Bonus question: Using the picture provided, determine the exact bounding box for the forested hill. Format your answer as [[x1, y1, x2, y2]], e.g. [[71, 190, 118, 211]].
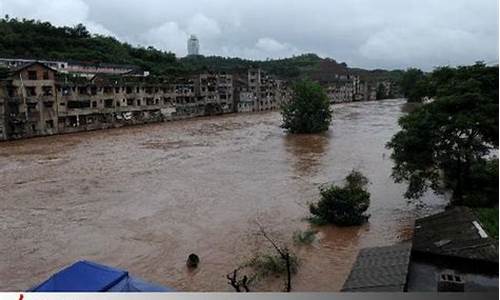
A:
[[0, 17, 402, 81]]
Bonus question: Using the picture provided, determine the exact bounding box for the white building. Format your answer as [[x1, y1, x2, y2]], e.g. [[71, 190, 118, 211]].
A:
[[187, 35, 200, 56]]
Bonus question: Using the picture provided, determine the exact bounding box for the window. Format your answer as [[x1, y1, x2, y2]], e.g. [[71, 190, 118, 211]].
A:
[[7, 88, 16, 97], [45, 120, 54, 129], [78, 87, 88, 95], [26, 87, 37, 96], [92, 101, 97, 108], [104, 99, 114, 108], [62, 87, 71, 96], [42, 86, 53, 96], [28, 71, 37, 80], [68, 100, 91, 109], [43, 71, 49, 80]]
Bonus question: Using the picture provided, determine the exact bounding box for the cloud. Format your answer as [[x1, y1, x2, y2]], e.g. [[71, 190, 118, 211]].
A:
[[359, 26, 497, 69], [0, 0, 116, 37], [256, 38, 288, 52], [143, 22, 189, 56], [0, 0, 497, 69], [219, 38, 301, 60], [186, 13, 221, 39]]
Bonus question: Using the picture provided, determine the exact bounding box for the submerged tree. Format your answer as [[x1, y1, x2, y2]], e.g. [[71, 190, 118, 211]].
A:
[[309, 170, 371, 226], [387, 63, 499, 206], [226, 225, 299, 293], [281, 80, 332, 133]]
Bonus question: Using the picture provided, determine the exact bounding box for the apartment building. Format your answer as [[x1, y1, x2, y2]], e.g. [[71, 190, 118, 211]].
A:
[[194, 72, 234, 115], [0, 62, 59, 139], [0, 62, 289, 141], [234, 68, 289, 113], [0, 58, 148, 78], [324, 75, 361, 103]]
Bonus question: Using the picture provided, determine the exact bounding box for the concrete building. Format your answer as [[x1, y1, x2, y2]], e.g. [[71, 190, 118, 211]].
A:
[[0, 83, 7, 140], [0, 62, 59, 139], [187, 35, 200, 56], [0, 62, 290, 141], [0, 58, 148, 78], [194, 72, 234, 114], [321, 75, 362, 103], [234, 68, 290, 113]]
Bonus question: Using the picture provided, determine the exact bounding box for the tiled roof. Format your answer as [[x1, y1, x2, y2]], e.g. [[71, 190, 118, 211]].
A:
[[342, 243, 412, 292]]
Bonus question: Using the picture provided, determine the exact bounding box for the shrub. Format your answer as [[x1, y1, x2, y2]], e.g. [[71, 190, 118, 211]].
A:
[[293, 229, 317, 245], [248, 253, 298, 278], [281, 79, 332, 133], [309, 170, 371, 226]]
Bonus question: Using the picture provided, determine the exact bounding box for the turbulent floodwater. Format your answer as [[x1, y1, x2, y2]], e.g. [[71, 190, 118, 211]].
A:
[[0, 99, 446, 291]]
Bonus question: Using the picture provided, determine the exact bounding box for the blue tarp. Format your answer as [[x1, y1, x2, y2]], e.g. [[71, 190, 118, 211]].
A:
[[28, 260, 174, 292]]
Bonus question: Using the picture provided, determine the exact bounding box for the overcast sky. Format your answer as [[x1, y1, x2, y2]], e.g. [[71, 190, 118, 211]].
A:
[[0, 0, 498, 70]]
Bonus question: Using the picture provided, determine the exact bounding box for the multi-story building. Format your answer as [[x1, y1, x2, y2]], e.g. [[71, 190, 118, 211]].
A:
[[324, 75, 360, 103], [187, 35, 200, 56], [234, 68, 289, 113], [0, 58, 148, 78], [0, 62, 59, 139], [0, 83, 7, 140], [194, 72, 233, 115], [0, 62, 289, 141]]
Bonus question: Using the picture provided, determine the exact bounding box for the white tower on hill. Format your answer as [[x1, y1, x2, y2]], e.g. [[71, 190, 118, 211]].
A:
[[187, 35, 200, 56]]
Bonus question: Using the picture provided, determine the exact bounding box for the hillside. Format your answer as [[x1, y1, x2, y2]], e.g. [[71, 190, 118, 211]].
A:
[[0, 17, 402, 82]]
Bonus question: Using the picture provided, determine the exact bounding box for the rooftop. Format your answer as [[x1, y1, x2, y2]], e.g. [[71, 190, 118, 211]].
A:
[[341, 243, 412, 292], [413, 207, 498, 263], [342, 207, 499, 292]]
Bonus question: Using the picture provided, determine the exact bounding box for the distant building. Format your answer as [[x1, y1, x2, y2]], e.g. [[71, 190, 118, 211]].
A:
[[233, 68, 290, 113], [0, 61, 290, 141], [0, 58, 149, 78], [187, 35, 200, 56]]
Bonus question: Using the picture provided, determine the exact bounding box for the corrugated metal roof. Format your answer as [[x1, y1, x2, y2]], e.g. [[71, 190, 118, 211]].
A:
[[341, 243, 412, 292]]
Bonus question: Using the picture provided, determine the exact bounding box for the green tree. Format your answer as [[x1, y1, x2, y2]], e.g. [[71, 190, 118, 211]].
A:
[[309, 170, 371, 226], [376, 83, 386, 100], [399, 68, 426, 102], [281, 80, 332, 133], [387, 63, 499, 206]]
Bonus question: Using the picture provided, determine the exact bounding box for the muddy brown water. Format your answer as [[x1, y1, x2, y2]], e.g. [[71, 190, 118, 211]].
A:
[[0, 99, 446, 291]]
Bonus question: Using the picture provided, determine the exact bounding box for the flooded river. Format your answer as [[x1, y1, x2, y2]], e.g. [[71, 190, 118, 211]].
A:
[[0, 99, 446, 291]]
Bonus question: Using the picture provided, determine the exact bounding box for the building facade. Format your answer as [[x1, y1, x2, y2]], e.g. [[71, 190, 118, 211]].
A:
[[187, 35, 200, 56], [0, 63, 289, 141], [0, 58, 148, 78], [234, 68, 289, 113], [324, 75, 360, 103]]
